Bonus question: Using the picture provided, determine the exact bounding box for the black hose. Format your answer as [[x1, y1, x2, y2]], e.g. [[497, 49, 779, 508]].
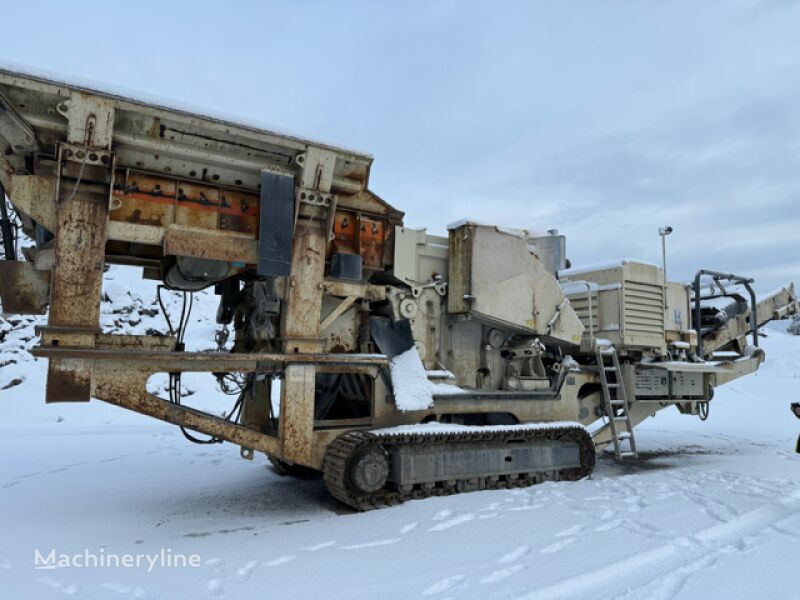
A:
[[0, 184, 17, 261], [158, 289, 253, 445], [158, 287, 221, 444], [156, 286, 175, 336]]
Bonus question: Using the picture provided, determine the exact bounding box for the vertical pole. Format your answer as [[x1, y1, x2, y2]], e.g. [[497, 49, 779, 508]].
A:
[[661, 232, 669, 314]]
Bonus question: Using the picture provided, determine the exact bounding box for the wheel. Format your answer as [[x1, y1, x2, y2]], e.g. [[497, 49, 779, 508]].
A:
[[347, 444, 390, 495]]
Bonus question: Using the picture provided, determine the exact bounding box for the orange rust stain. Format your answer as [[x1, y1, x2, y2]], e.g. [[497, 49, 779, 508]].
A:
[[111, 170, 260, 235], [358, 216, 385, 268], [329, 209, 390, 269], [332, 210, 357, 255]]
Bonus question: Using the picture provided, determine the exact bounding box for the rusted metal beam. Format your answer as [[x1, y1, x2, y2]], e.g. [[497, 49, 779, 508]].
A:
[[46, 175, 112, 402], [103, 254, 161, 269], [31, 346, 387, 369], [163, 225, 257, 263], [322, 279, 386, 301], [282, 220, 327, 353], [39, 93, 116, 403], [49, 190, 108, 329], [280, 364, 316, 465], [93, 384, 279, 456], [94, 333, 176, 350], [320, 295, 358, 332]]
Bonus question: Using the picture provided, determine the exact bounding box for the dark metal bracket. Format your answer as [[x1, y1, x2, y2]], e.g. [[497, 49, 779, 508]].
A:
[[257, 169, 294, 278]]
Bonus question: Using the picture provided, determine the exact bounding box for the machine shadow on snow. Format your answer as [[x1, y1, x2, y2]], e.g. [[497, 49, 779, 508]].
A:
[[595, 446, 728, 474]]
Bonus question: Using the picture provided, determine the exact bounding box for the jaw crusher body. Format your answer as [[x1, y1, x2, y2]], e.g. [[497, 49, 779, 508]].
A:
[[0, 66, 797, 509]]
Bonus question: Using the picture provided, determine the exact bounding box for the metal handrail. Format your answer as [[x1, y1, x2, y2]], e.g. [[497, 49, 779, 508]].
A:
[[692, 269, 757, 360]]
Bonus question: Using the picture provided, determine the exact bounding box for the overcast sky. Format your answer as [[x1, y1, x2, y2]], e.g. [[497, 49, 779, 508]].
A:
[[3, 0, 799, 292]]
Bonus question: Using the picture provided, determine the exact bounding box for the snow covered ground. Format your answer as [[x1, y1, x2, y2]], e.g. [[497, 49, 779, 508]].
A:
[[1, 267, 798, 599]]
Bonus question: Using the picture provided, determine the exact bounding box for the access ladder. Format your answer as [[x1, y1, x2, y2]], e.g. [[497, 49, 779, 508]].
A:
[[596, 343, 638, 460]]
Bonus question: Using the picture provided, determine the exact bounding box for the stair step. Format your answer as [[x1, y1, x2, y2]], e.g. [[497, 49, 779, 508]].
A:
[[606, 383, 620, 388], [617, 432, 632, 439], [613, 416, 629, 422], [619, 451, 638, 458]]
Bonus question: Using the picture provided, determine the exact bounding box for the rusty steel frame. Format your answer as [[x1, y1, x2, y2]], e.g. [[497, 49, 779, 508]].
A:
[[21, 104, 387, 465], [44, 99, 115, 402], [96, 381, 281, 456], [32, 342, 386, 463], [31, 346, 388, 369]]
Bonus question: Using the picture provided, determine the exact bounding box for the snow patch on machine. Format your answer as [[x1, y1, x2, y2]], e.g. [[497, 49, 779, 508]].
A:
[[389, 347, 465, 411], [374, 421, 588, 436]]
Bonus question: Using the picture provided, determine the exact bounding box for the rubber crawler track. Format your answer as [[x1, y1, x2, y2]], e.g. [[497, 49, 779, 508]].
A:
[[322, 425, 596, 511]]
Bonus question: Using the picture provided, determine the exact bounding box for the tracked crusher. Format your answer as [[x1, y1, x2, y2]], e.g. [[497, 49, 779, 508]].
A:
[[0, 66, 797, 510]]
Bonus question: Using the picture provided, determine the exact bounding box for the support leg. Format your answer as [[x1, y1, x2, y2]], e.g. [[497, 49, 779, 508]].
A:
[[280, 364, 316, 465]]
